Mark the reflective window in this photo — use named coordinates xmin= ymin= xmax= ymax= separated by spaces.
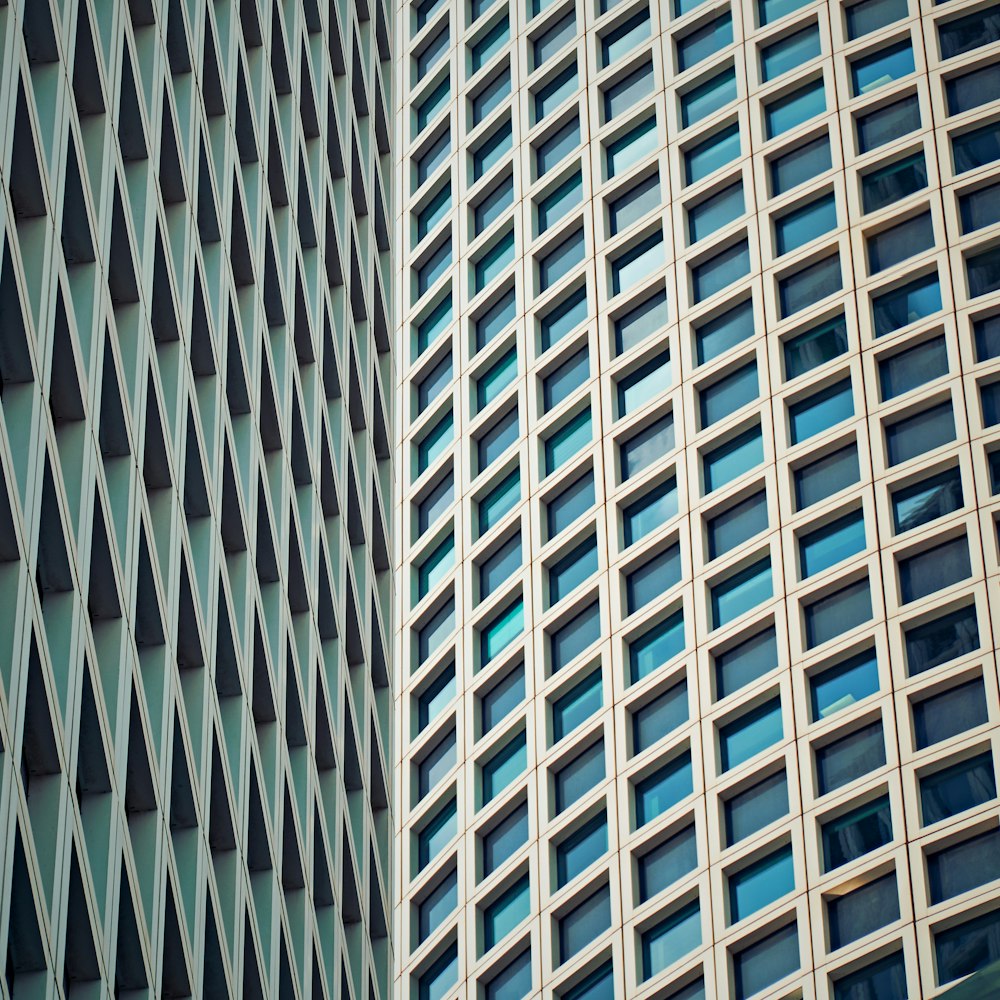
xmin=546 ymin=409 xmax=592 ymax=475
xmin=822 ymin=795 xmax=892 ymax=871
xmin=789 ymin=378 xmax=854 ymax=445
xmin=476 ymin=287 xmax=517 ymax=350
xmin=629 ymin=610 xmax=686 ymax=683
xmin=559 ymin=886 xmax=611 ymax=963
xmin=609 ymin=173 xmax=660 ymax=236
xmin=473 ymin=121 xmax=513 ymax=180
xmin=927 ymin=827 xmax=1000 ymax=905
xmin=816 ymin=720 xmax=886 ymax=795
xmin=608 ymin=115 xmax=658 ymax=177
xmin=770 ymin=134 xmax=832 ymax=196
xmin=481 ymin=667 xmax=526 ymax=733
xmin=968 ymin=244 xmax=1000 ymax=299
xmin=712 ymin=558 xmax=773 ymax=630
xmin=766 ymin=78 xmax=825 ymax=138
xmin=471 ymin=19 xmax=509 ymax=72
xmin=775 ymin=192 xmax=837 ymax=255
xmin=483 ymin=875 xmax=530 ymax=953
xmin=867 ymin=211 xmax=934 ymax=274
xmin=604 ymin=61 xmax=655 ymax=121
xmin=685 ymin=122 xmax=741 ymax=185
xmin=616 ymin=287 xmax=669 ymax=354
xmin=479 ymin=407 xmax=519 ymax=471
xmin=805 ymin=577 xmax=872 ymax=648
xmin=621 ymin=412 xmax=675 ymax=479
xmin=729 ymin=845 xmax=795 ymax=923
xmin=642 ymin=900 xmax=701 ymax=980
xmin=913 ymin=676 xmax=989 ymax=749
xmin=624 ymin=477 xmax=679 ymax=546
xmin=827 ymin=872 xmax=899 ymax=950
xmin=715 ymin=626 xmax=778 ymax=699
xmin=810 ymin=648 xmax=879 ymax=720
xmin=892 ymin=466 xmax=962 ymax=533
xmin=480 ymin=534 xmax=521 ymax=600
xmin=635 ymin=751 xmax=694 ymax=827
xmin=419 ymin=943 xmax=459 ymax=1000
xmin=479 ymin=471 xmax=520 ymax=534
xmin=952 ymin=120 xmax=1000 ymax=174
xmin=725 ymin=770 xmax=788 ymax=846
xmin=879 ymin=335 xmax=947 ymax=400
xmin=556 ymin=813 xmax=608 ymax=886
xmin=419 ymin=534 xmax=455 ymax=600
xmin=541 ymin=284 xmax=588 ymax=350
xmin=898 ymin=535 xmax=971 ymax=604
xmin=537 ymin=116 xmax=581 ymax=175
xmin=794 ymin=442 xmax=860 ymax=510
xmin=779 ymin=254 xmax=842 ymax=317
xmin=719 ymin=696 xmax=782 ymax=771
xmin=938 ymin=4 xmax=1000 ymax=59
xmin=627 ymin=544 xmax=682 ymax=613
xmin=759 ymin=0 xmax=810 ymax=24
xmin=550 ymin=601 xmax=601 ymax=672
xmin=632 ymin=680 xmax=688 ymax=752
xmin=419 ymin=412 xmax=454 ymax=477
xmin=700 ymin=362 xmax=759 ymax=428
xmin=417 ymin=184 xmax=452 ymax=244
xmin=833 ymin=951 xmax=907 ymax=1000
xmin=677 ymin=12 xmax=733 ymax=71
xmin=485 ymin=950 xmax=532 ymax=1000
xmin=960 ymin=180 xmax=1000 ymax=234
xmin=861 ymin=152 xmax=927 ymax=213
xmin=703 ymin=425 xmax=764 ymax=493
xmin=602 ymin=9 xmax=652 ymax=66
xmin=555 ymin=742 xmax=605 ymax=813
xmin=921 ymin=751 xmax=997 ymax=826
xmin=905 ymin=603 xmax=980 ymax=676
xmin=534 ymin=63 xmax=578 ymax=122
xmin=549 ymin=536 xmax=599 ymax=606
xmin=418 ymin=871 xmax=458 ymax=945
xmin=547 ymin=473 xmax=595 ymax=539
xmin=419 ymin=799 xmax=458 ymax=871
xmin=539 ymin=228 xmax=586 ymax=290
xmin=851 ymin=40 xmax=914 ymax=96
xmin=419 ymin=730 xmax=457 ymax=800
xmin=481 ymin=600 xmax=524 ymax=664
xmin=761 ymin=25 xmax=821 ymax=81
xmin=612 ymin=231 xmax=666 ymax=295
xmin=681 ymin=67 xmax=738 ymax=129
xmin=482 ymin=731 xmax=527 ymax=804
xmin=947 ymin=62 xmax=1000 ymax=115
xmin=872 ymin=271 xmax=942 ymax=337
xmin=689 ymin=182 xmax=745 ymax=245
xmin=784 ymin=314 xmax=849 ymax=379
xmin=799 ymin=510 xmax=865 ymax=578
xmin=847 ymin=0 xmax=907 ymax=38
xmin=417 ymin=295 xmax=453 ymax=357
xmin=638 ymin=825 xmax=698 ymax=902
xmin=617 ymin=350 xmax=671 ymax=416
xmin=695 ymin=298 xmax=754 ymax=364
xmin=543 ymin=346 xmax=590 ymax=412
xmin=856 ymin=95 xmax=920 ymax=153
xmin=692 ymin=239 xmax=751 ymax=303
xmin=733 ymin=924 xmax=799 ymax=1000
xmin=418 ymin=667 xmax=456 ymax=732
xmin=483 ymin=802 xmax=529 ymax=876
xmin=533 ymin=11 xmax=575 ymax=66
xmin=885 ymin=400 xmax=955 ymax=466
xmin=934 ymin=907 xmax=1000 ymax=987
xmin=707 ymin=490 xmax=769 ymax=560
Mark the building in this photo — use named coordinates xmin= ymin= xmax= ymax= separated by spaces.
xmin=0 ymin=0 xmax=393 ymax=997
xmin=394 ymin=0 xmax=1000 ymax=993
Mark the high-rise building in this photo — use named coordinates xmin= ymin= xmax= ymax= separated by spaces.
xmin=394 ymin=0 xmax=1000 ymax=994
xmin=0 ymin=0 xmax=393 ymax=997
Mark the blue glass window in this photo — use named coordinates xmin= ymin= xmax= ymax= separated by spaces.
xmin=627 ymin=544 xmax=682 ymax=613
xmin=976 ymin=315 xmax=1000 ymax=362
xmin=534 ymin=64 xmax=578 ymax=122
xmin=550 ymin=601 xmax=601 ymax=672
xmin=546 ymin=409 xmax=592 ymax=475
xmin=561 ymin=963 xmax=614 ymax=1000
xmin=947 ymin=63 xmax=1000 ymax=116
xmin=677 ymin=13 xmax=733 ymax=71
xmin=899 ymin=535 xmax=971 ymax=604
xmin=537 ymin=116 xmax=580 ymax=175
xmin=547 ymin=473 xmax=595 ymax=539
xmin=938 ymin=4 xmax=1000 ymax=59
xmin=540 ymin=229 xmax=586 ymax=291
xmin=759 ymin=0 xmax=810 ymax=24
xmin=418 ymin=27 xmax=450 ymax=81
xmin=480 ymin=534 xmax=521 ymax=600
xmin=733 ymin=925 xmax=799 ymax=1000
xmin=416 ymin=240 xmax=452 ymax=300
xmin=417 ymin=184 xmax=452 ymax=245
xmin=761 ymin=25 xmax=822 ymax=81
xmin=416 ymin=295 xmax=453 ymax=358
xmin=629 ymin=611 xmax=686 ymax=683
xmin=684 ymin=122 xmax=741 ymax=185
xmin=549 ymin=536 xmax=599 ymax=606
xmin=642 ymin=900 xmax=701 ymax=980
xmin=419 ymin=944 xmax=459 ymax=1000
xmin=794 ymin=442 xmax=860 ymax=510
xmin=621 ymin=412 xmax=674 ymax=479
xmin=851 ymin=40 xmax=914 ymax=96
xmin=914 ymin=676 xmax=989 ymax=749
xmin=688 ymin=183 xmax=745 ymax=244
xmin=479 ymin=407 xmax=519 ymax=471
xmin=602 ymin=9 xmax=652 ymax=66
xmin=476 ymin=231 xmax=515 ymax=291
xmin=703 ymin=425 xmax=764 ymax=493
xmin=729 ymin=845 xmax=794 ymax=923
xmin=847 ymin=0 xmax=908 ymax=37
xmin=559 ymin=887 xmax=611 ymax=964
xmin=861 ymin=152 xmax=927 ymax=213
xmin=533 ymin=11 xmax=575 ymax=66
xmin=810 ymin=648 xmax=879 ymax=720
xmin=885 ymin=401 xmax=955 ymax=466
xmin=540 ymin=284 xmax=588 ymax=350
xmin=416 ymin=0 xmax=446 ymax=29
xmin=700 ymin=362 xmax=760 ymax=429
xmin=473 ymin=121 xmax=513 ymax=180
xmin=539 ymin=172 xmax=583 ymax=234
xmin=479 ymin=471 xmax=520 ymax=535
xmin=905 ymin=603 xmax=979 ymax=676
xmin=695 ymin=297 xmax=754 ymax=364
xmin=927 ymin=828 xmax=1000 ymax=905
xmin=968 ymin=244 xmax=1000 ymax=299
xmin=417 ymin=78 xmax=450 ymax=134
xmin=921 ymin=751 xmax=996 ymax=826
xmin=632 ymin=680 xmax=688 ymax=753
xmin=707 ymin=490 xmax=768 ymax=561
xmin=610 ymin=173 xmax=662 ymax=236
xmin=553 ymin=671 xmax=602 ymax=744
xmin=554 ymin=742 xmax=605 ymax=813
xmin=418 ymin=666 xmax=456 ymax=732
xmin=638 ymin=825 xmax=698 ymax=902
xmin=617 ymin=349 xmax=671 ymax=416
xmin=789 ymin=378 xmax=853 ymax=444
xmin=556 ymin=814 xmax=608 ymax=886
xmin=935 ymin=908 xmax=1000 ymax=987
xmin=544 ymin=347 xmax=589 ymax=413
xmin=418 ymin=799 xmax=457 ymax=871
xmin=612 ymin=231 xmax=666 ymax=295
xmin=623 ymin=476 xmax=678 ymax=546
xmin=816 ymin=720 xmax=886 ymax=795
xmin=418 ymin=475 xmax=455 ymax=537
xmin=805 ymin=578 xmax=872 ymax=648
xmin=635 ymin=751 xmax=694 ymax=827
xmin=692 ymin=240 xmax=751 ymax=303
xmin=828 ymin=872 xmax=899 ymax=950
xmin=892 ymin=466 xmax=962 ymax=534
xmin=856 ymin=94 xmax=920 ymax=153
xmin=720 ymin=696 xmax=782 ymax=770
xmin=418 ymin=871 xmax=458 ymax=945
xmin=960 ymin=180 xmax=1000 ymax=234
xmin=483 ymin=875 xmax=530 ymax=953
xmin=485 ymin=950 xmax=532 ymax=1000
xmin=471 ymin=19 xmax=509 ymax=71
xmin=800 ymin=510 xmax=865 ymax=578
xmin=418 ymin=535 xmax=455 ymax=600
xmin=607 ymin=115 xmax=658 ymax=178
xmin=418 ymin=412 xmax=454 ymax=478
xmin=715 ymin=626 xmax=778 ymax=698
xmin=482 ymin=731 xmax=527 ymax=804
xmin=766 ymin=79 xmax=825 ymax=139
xmin=952 ymin=120 xmax=1000 ymax=174
xmin=775 ymin=192 xmax=837 ymax=255
xmin=872 ymin=271 xmax=942 ymax=337
xmin=483 ymin=802 xmax=529 ymax=876
xmin=477 ymin=348 xmax=518 ymax=412
xmin=419 ymin=731 xmax=457 ymax=800
xmin=867 ymin=211 xmax=934 ymax=274
xmin=476 ymin=287 xmax=517 ymax=350
xmin=822 ymin=795 xmax=892 ymax=872
xmin=481 ymin=667 xmax=526 ymax=733
xmin=681 ymin=68 xmax=737 ymax=129
xmin=770 ymin=135 xmax=832 ymax=196
xmin=879 ymin=335 xmax=947 ymax=400
xmin=784 ymin=314 xmax=849 ymax=379
xmin=712 ymin=558 xmax=773 ymax=629
xmin=604 ymin=61 xmax=655 ymax=122
xmin=725 ymin=770 xmax=788 ymax=846
xmin=481 ymin=599 xmax=524 ymax=664
xmin=779 ymin=255 xmax=842 ymax=317
xmin=418 ymin=352 xmax=454 ymax=414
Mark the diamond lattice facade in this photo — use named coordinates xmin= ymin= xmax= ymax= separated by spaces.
xmin=393 ymin=0 xmax=1000 ymax=995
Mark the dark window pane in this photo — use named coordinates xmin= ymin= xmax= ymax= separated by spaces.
xmin=805 ymin=578 xmax=872 ymax=648
xmin=968 ymin=244 xmax=1000 ymax=298
xmin=724 ymin=770 xmax=789 ymax=846
xmin=483 ymin=803 xmax=529 ymax=876
xmin=779 ymin=255 xmax=842 ymax=317
xmin=885 ymin=401 xmax=955 ymax=466
xmin=695 ymin=297 xmax=754 ymax=365
xmin=816 ymin=721 xmax=886 ymax=795
xmin=953 ymin=120 xmax=1000 ymax=174
xmin=547 ymin=474 xmax=595 ymax=539
xmin=914 ymin=677 xmax=989 ymax=749
xmin=856 ymin=95 xmax=920 ymax=152
xmin=898 ymin=535 xmax=971 ymax=604
xmin=927 ymin=828 xmax=1000 ymax=904
xmin=707 ymin=490 xmax=769 ymax=561
xmin=770 ymin=135 xmax=833 ymax=196
xmin=872 ymin=271 xmax=942 ymax=337
xmin=784 ymin=314 xmax=849 ymax=380
xmin=638 ymin=826 xmax=698 ymax=902
xmin=627 ymin=544 xmax=682 ymax=614
xmin=962 ymin=181 xmax=1000 ymax=234
xmin=559 ymin=887 xmax=611 ymax=963
xmin=828 ymin=872 xmax=899 ymax=950
xmin=555 ymin=742 xmax=605 ymax=814
xmin=847 ymin=0 xmax=908 ymax=37
xmin=733 ymin=924 xmax=799 ymax=1000
xmin=715 ymin=626 xmax=778 ymax=699
xmin=935 ymin=907 xmax=1000 ymax=986
xmin=822 ymin=795 xmax=893 ymax=871
xmin=905 ymin=604 xmax=980 ymax=675
xmin=862 ymin=152 xmax=927 ymax=213
xmin=938 ymin=4 xmax=1000 ymax=59
xmin=867 ymin=211 xmax=934 ymax=273
xmin=550 ymin=601 xmax=601 ymax=671
xmin=833 ymin=951 xmax=907 ymax=1000
xmin=879 ymin=335 xmax=948 ymax=400
xmin=947 ymin=62 xmax=1000 ymax=115
xmin=920 ymin=751 xmax=997 ymax=826
xmin=794 ymin=443 xmax=860 ymax=510
xmin=892 ymin=466 xmax=963 ymax=533
xmin=632 ymin=681 xmax=689 ymax=753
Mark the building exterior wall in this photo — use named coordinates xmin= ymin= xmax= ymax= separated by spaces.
xmin=393 ymin=0 xmax=1000 ymax=993
xmin=0 ymin=0 xmax=393 ymax=996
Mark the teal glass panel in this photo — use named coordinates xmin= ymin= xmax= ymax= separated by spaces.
xmin=557 ymin=814 xmax=608 ymax=886
xmin=483 ymin=875 xmax=530 ymax=952
xmin=418 ymin=535 xmax=455 ymax=599
xmin=695 ymin=297 xmax=754 ymax=364
xmin=643 ymin=901 xmax=701 ymax=980
xmin=417 ymin=78 xmax=450 ymax=133
xmin=417 ymin=352 xmax=453 ymax=413
xmin=681 ymin=68 xmax=738 ymax=129
xmin=636 ymin=752 xmax=694 ymax=827
xmin=861 ymin=152 xmax=927 ymax=213
xmin=481 ymin=668 xmax=525 ymax=733
xmin=540 ymin=228 xmax=586 ymax=290
xmin=477 ymin=347 xmax=518 ymax=412
xmin=417 ymin=26 xmax=450 ymax=80
xmin=715 ymin=626 xmax=777 ymax=698
xmin=471 ymin=18 xmax=509 ymax=71
xmin=675 ymin=0 xmax=710 ymax=14
xmin=479 ymin=471 xmax=520 ymax=534
xmin=554 ymin=743 xmax=605 ymax=813
xmin=921 ymin=751 xmax=996 ymax=826
xmin=799 ymin=510 xmax=865 ymax=578
xmin=482 ymin=731 xmax=527 ymax=803
xmin=851 ymin=41 xmax=914 ymax=96
xmin=857 ymin=95 xmax=921 ymax=153
xmin=546 ymin=409 xmax=592 ymax=475
xmin=562 ymin=963 xmax=614 ymax=1000
xmin=868 ymin=211 xmax=934 ymax=274
xmin=418 ymin=411 xmax=454 ymax=476
xmin=417 ymin=184 xmax=452 ymax=245
xmin=879 ymin=335 xmax=947 ymax=400
xmin=700 ymin=362 xmax=758 ymax=428
xmin=476 ymin=231 xmax=515 ymax=291
xmin=692 ymin=240 xmax=751 ymax=303
xmin=419 ymin=944 xmax=459 ymax=1000
xmin=678 ymin=13 xmax=733 ymax=71
xmin=416 ymin=131 xmax=450 ymax=190
xmin=608 ymin=173 xmax=661 ymax=236
xmin=810 ymin=648 xmax=879 ymax=720
xmin=616 ymin=288 xmax=669 ymax=354
xmin=885 ymin=401 xmax=955 ymax=466
xmin=707 ymin=490 xmax=768 ymax=560
xmin=905 ymin=604 xmax=979 ymax=676
xmin=418 ymin=667 xmax=456 ymax=731
xmin=632 ymin=681 xmax=688 ymax=753
xmin=684 ymin=122 xmax=741 ymax=185
xmin=847 ymin=0 xmax=907 ymax=37
xmin=549 ymin=535 xmax=599 ymax=605
xmin=761 ymin=25 xmax=821 ymax=81
xmin=759 ymin=0 xmax=809 ymax=24
xmin=418 ymin=799 xmax=458 ymax=870
xmin=604 ymin=61 xmax=655 ymax=121
xmin=476 ymin=286 xmax=517 ymax=349
xmin=822 ymin=795 xmax=892 ymax=872
xmin=872 ymin=272 xmax=941 ymax=337
xmin=483 ymin=802 xmax=529 ymax=876
xmin=612 ymin=231 xmax=665 ymax=295
xmin=779 ymin=254 xmax=842 ymax=317
xmin=621 ymin=412 xmax=674 ymax=479
xmin=729 ymin=846 xmax=794 ymax=922
xmin=623 ymin=477 xmax=678 ymax=546
xmin=766 ymin=79 xmax=825 ymax=138
xmin=891 ymin=465 xmax=962 ymax=533
xmin=535 ymin=64 xmax=578 ymax=121
xmin=795 ymin=445 xmax=860 ymax=508
xmin=551 ymin=602 xmax=601 ymax=671
xmin=540 ymin=284 xmax=588 ymax=350
xmin=474 ymin=122 xmax=513 ymax=179
xmin=553 ymin=671 xmax=603 ymax=742
xmin=418 ymin=476 xmax=455 ymax=536
xmin=733 ymin=924 xmax=799 ymax=1000
xmin=537 ymin=116 xmax=580 ymax=175
xmin=480 ymin=535 xmax=522 ymax=600
xmin=602 ymin=10 xmax=652 ymax=66
xmin=533 ymin=11 xmax=575 ymax=65
xmin=725 ymin=770 xmax=788 ymax=846
xmin=547 ymin=474 xmax=595 ymax=538
xmin=559 ymin=887 xmax=611 ymax=962
xmin=617 ymin=350 xmax=671 ymax=416
xmin=627 ymin=543 xmax=682 ymax=614
xmin=688 ymin=182 xmax=745 ymax=244
xmin=485 ymin=950 xmax=532 ymax=1000
xmin=417 ymin=241 xmax=452 ymax=300
xmin=805 ymin=578 xmax=872 ymax=648
xmin=538 ymin=171 xmax=583 ymax=234
xmin=544 ymin=347 xmax=589 ymax=412
xmin=770 ymin=134 xmax=832 ymax=197
xmin=775 ymin=192 xmax=837 ymax=255
xmin=720 ymin=697 xmax=783 ymax=770
xmin=703 ymin=425 xmax=763 ymax=493
xmin=478 ymin=408 xmax=519 ymax=469
xmin=481 ymin=600 xmax=524 ymax=664
xmin=783 ymin=314 xmax=848 ymax=379
xmin=638 ymin=826 xmax=698 ymax=902
xmin=629 ymin=611 xmax=685 ymax=683
xmin=418 ymin=872 xmax=458 ymax=945
xmin=417 ymin=0 xmax=446 ymax=28
xmin=607 ymin=115 xmax=658 ymax=177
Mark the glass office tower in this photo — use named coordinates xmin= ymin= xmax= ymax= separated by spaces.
xmin=395 ymin=0 xmax=1000 ymax=994
xmin=0 ymin=0 xmax=392 ymax=996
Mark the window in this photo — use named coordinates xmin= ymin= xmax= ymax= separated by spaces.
xmin=927 ymin=827 xmax=1000 ymax=904
xmin=712 ymin=558 xmax=773 ymax=630
xmin=635 ymin=751 xmax=694 ymax=827
xmin=643 ymin=900 xmax=701 ymax=980
xmin=688 ymin=183 xmax=745 ymax=245
xmin=539 ymin=171 xmax=583 ymax=234
xmin=729 ymin=845 xmax=795 ymax=923
xmin=879 ymin=335 xmax=947 ymax=402
xmin=547 ymin=473 xmax=595 ymax=539
xmin=968 ymin=244 xmax=1000 ymax=298
xmin=861 ymin=152 xmax=927 ymax=214
xmin=555 ymin=742 xmax=605 ymax=813
xmin=692 ymin=239 xmax=751 ymax=303
xmin=872 ymin=271 xmax=942 ymax=338
xmin=629 ymin=611 xmax=686 ymax=683
xmin=695 ymin=298 xmax=754 ymax=364
xmin=759 ymin=0 xmax=810 ymax=24
xmin=616 ymin=288 xmax=669 ymax=354
xmin=540 ymin=284 xmax=588 ymax=350
xmin=483 ymin=875 xmax=530 ymax=953
xmin=617 ymin=349 xmax=671 ymax=416
xmin=607 ymin=115 xmax=658 ymax=177
xmin=546 ymin=409 xmax=592 ymax=475
xmin=478 ymin=408 xmax=519 ymax=472
xmin=416 ymin=0 xmax=446 ymax=29
xmin=914 ymin=677 xmax=989 ymax=750
xmin=418 ymin=353 xmax=454 ymax=415
xmin=921 ymin=751 xmax=997 ymax=826
xmin=477 ymin=348 xmax=517 ymax=413
xmin=770 ymin=134 xmax=833 ymax=196
xmin=790 ymin=378 xmax=854 ymax=445
xmin=419 ymin=798 xmax=458 ymax=871
xmin=418 ymin=871 xmax=458 ymax=945
xmin=795 ymin=442 xmax=860 ymax=510
xmin=684 ymin=122 xmax=741 ymax=185
xmin=885 ymin=400 xmax=956 ymax=467
xmin=934 ymin=907 xmax=1000 ymax=986
xmin=418 ymin=598 xmax=456 ymax=668
xmin=602 ymin=9 xmax=652 ymax=66
xmin=480 ymin=535 xmax=522 ymax=600
xmin=418 ymin=535 xmax=455 ymax=600
xmin=632 ymin=680 xmax=688 ymax=753
xmin=857 ymin=98 xmax=920 ymax=158
xmin=418 ymin=475 xmax=455 ymax=538
xmin=833 ymin=950 xmax=907 ymax=1000
xmin=784 ymin=315 xmax=849 ymax=380
xmin=703 ymin=425 xmax=764 ymax=493
xmin=822 ymin=794 xmax=892 ymax=871
xmin=707 ymin=490 xmax=768 ymax=561
xmin=715 ymin=626 xmax=778 ymax=699
xmin=476 ymin=287 xmax=517 ymax=350
xmin=898 ymin=535 xmax=971 ymax=603
xmin=476 ymin=232 xmax=515 ymax=292
xmin=559 ymin=886 xmax=611 ymax=964
xmin=828 ymin=872 xmax=900 ymax=950
xmin=725 ymin=770 xmax=789 ymax=846
xmin=560 ymin=962 xmax=615 ymax=1000
xmin=417 ymin=78 xmax=451 ymax=134
xmin=612 ymin=231 xmax=665 ymax=294
xmin=977 ymin=314 xmax=1000 ymax=362
xmin=805 ymin=577 xmax=872 ymax=648
xmin=775 ymin=192 xmax=837 ymax=255
xmin=472 ymin=0 xmax=501 ymax=18
xmin=534 ymin=63 xmax=578 ymax=122
xmin=539 ymin=229 xmax=586 ymax=291
xmin=680 ymin=67 xmax=737 ymax=129
xmin=677 ymin=13 xmax=733 ymax=71
xmin=638 ymin=825 xmax=698 ymax=902
xmin=537 ymin=116 xmax=581 ymax=176
xmin=847 ymin=0 xmax=907 ymax=38
xmin=417 ymin=184 xmax=452 ymax=245
xmin=479 ymin=471 xmax=520 ymax=535
xmin=800 ymin=510 xmax=865 ymax=578
xmin=961 ymin=180 xmax=1000 ymax=235
xmin=417 ymin=27 xmax=450 ymax=81
xmin=905 ymin=603 xmax=980 ymax=676
xmin=550 ymin=601 xmax=601 ymax=672
xmin=816 ymin=720 xmax=886 ymax=795
xmin=779 ymin=255 xmax=842 ymax=317
xmin=419 ymin=730 xmax=457 ymax=801
xmin=952 ymin=120 xmax=1000 ymax=174
xmin=417 ymin=296 xmax=453 ymax=357
xmin=474 ymin=121 xmax=513 ymax=180
xmin=892 ymin=466 xmax=962 ymax=533
xmin=867 ymin=211 xmax=934 ymax=275
xmin=471 ymin=19 xmax=509 ymax=72
xmin=605 ymin=61 xmax=655 ymax=122
xmin=533 ymin=11 xmax=575 ymax=66
xmin=418 ymin=943 xmax=459 ymax=1000
xmin=416 ymin=241 xmax=452 ymax=300
xmin=761 ymin=25 xmax=821 ymax=81
xmin=419 ymin=667 xmax=456 ymax=732
xmin=543 ymin=347 xmax=589 ymax=413
xmin=733 ymin=924 xmax=799 ymax=1000
xmin=485 ymin=950 xmax=532 ymax=1000
xmin=852 ymin=41 xmax=915 ymax=98
xmin=481 ymin=667 xmax=526 ymax=733
xmin=766 ymin=79 xmax=825 ymax=139
xmin=947 ymin=62 xmax=1000 ymax=116
xmin=481 ymin=599 xmax=524 ymax=664
xmin=549 ymin=536 xmax=599 ymax=606
xmin=621 ymin=412 xmax=674 ymax=479
xmin=720 ymin=696 xmax=782 ymax=771
xmin=938 ymin=4 xmax=1000 ymax=60
xmin=482 ymin=732 xmax=527 ymax=804
xmin=810 ymin=649 xmax=879 ymax=720
xmin=473 ymin=169 xmax=513 ymax=233
xmin=556 ymin=813 xmax=608 ymax=886
xmin=627 ymin=544 xmax=682 ymax=614
xmin=483 ymin=802 xmax=529 ymax=877
xmin=624 ymin=476 xmax=679 ymax=546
